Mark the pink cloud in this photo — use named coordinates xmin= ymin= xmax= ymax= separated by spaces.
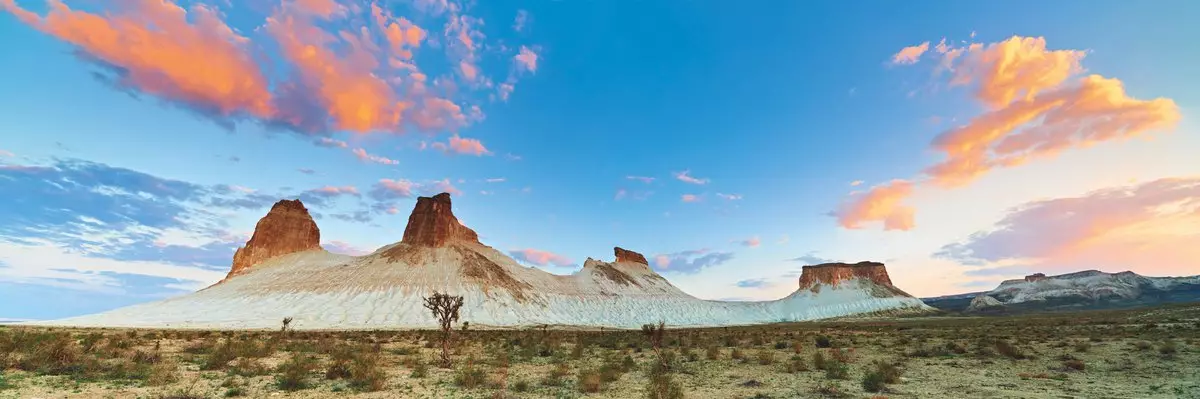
xmin=312 ymin=185 xmax=359 ymax=195
xmin=938 ymin=177 xmax=1200 ymax=277
xmin=673 ymin=170 xmax=710 ymax=185
xmin=447 ymin=135 xmax=490 ymax=156
xmin=515 ymin=46 xmax=538 ymax=73
xmin=739 ymin=236 xmax=761 ymax=248
xmin=429 ymin=178 xmax=462 ymax=196
xmin=626 ymin=175 xmax=655 ymax=183
xmin=0 ymin=149 xmax=13 ymax=157
xmin=508 ymin=248 xmax=574 ymax=267
xmin=374 ymin=179 xmax=416 ymax=198
xmin=681 ymin=194 xmax=701 ymax=203
xmin=352 ymin=148 xmax=399 ymax=165
xmin=891 ymin=41 xmax=930 ymax=65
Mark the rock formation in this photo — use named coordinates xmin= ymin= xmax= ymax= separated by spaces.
xmin=797 ymin=261 xmax=894 ymax=289
xmin=614 ymin=247 xmax=649 ymax=265
xmin=401 ymin=193 xmax=480 ymax=247
xmin=224 ymin=199 xmax=321 ymax=280
xmin=1024 ymin=273 xmax=1048 ymax=283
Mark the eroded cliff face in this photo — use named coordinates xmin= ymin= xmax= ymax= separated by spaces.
xmin=401 ymin=193 xmax=480 ymax=247
xmin=225 ymin=199 xmax=321 ymax=280
xmin=614 ymin=247 xmax=649 ymax=266
xmin=797 ymin=261 xmax=894 ymax=290
xmin=1024 ymin=273 xmax=1048 ymax=283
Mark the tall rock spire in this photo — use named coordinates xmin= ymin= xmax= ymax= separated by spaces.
xmin=401 ymin=193 xmax=480 ymax=247
xmin=224 ymin=199 xmax=321 ymax=280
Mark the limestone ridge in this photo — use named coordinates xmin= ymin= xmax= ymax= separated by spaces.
xmin=401 ymin=193 xmax=480 ymax=247
xmin=225 ymin=199 xmax=321 ymax=280
xmin=797 ymin=261 xmax=894 ymax=289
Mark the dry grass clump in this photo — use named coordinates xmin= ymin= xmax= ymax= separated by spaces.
xmin=274 ymin=352 xmax=318 ymax=391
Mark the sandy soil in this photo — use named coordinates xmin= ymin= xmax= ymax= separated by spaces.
xmin=2 ymin=304 xmax=1198 ymax=399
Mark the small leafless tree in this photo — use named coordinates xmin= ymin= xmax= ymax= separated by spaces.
xmin=281 ymin=317 xmax=294 ymax=333
xmin=642 ymin=321 xmax=667 ymax=369
xmin=423 ymin=291 xmax=465 ymax=368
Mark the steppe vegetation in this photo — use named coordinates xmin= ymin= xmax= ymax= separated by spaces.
xmin=1 ymin=304 xmax=1198 ymax=398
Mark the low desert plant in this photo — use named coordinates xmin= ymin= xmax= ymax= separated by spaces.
xmin=577 ymin=368 xmax=603 ymax=393
xmin=274 ymin=352 xmax=318 ymax=391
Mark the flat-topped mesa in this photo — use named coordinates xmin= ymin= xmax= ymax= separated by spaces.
xmin=225 ymin=199 xmax=321 ymax=280
xmin=401 ymin=193 xmax=480 ymax=247
xmin=613 ymin=247 xmax=649 ymax=266
xmin=1024 ymin=273 xmax=1048 ymax=283
xmin=797 ymin=261 xmax=893 ymax=289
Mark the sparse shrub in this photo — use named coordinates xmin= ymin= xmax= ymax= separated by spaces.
xmin=577 ymin=368 xmax=603 ymax=393
xmin=815 ymin=335 xmax=833 ymax=348
xmin=147 ymin=361 xmax=179 ymax=386
xmin=994 ymin=340 xmax=1026 ymax=360
xmin=1062 ymin=358 xmax=1085 ymax=371
xmin=1159 ymin=340 xmax=1178 ymax=356
xmin=812 ymin=381 xmax=847 ymax=398
xmin=230 ymin=358 xmax=270 ymax=377
xmin=731 ymin=348 xmax=745 ymax=361
xmin=1073 ymin=341 xmax=1091 ymax=353
xmin=784 ymin=354 xmax=808 ymax=373
xmin=645 ymin=363 xmax=684 ymax=399
xmin=409 ymin=361 xmax=429 ymax=378
xmin=348 ymin=352 xmax=387 ymax=391
xmin=1134 ymin=341 xmax=1153 ymax=351
xmin=706 ymin=346 xmax=720 ymax=360
xmin=873 ymin=360 xmax=903 ymax=384
xmin=274 ymin=352 xmax=318 ymax=391
xmin=511 ymin=379 xmax=530 ymax=392
xmin=541 ymin=361 xmax=570 ymax=387
xmin=642 ymin=321 xmax=668 ymax=369
xmin=861 ymin=370 xmax=886 ymax=393
xmin=201 ymin=340 xmax=236 ymax=370
xmin=453 ymin=357 xmax=487 ymax=389
xmin=756 ymin=349 xmax=775 ymax=365
xmin=774 ymin=341 xmax=789 ymax=350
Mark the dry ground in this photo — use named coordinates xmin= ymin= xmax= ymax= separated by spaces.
xmin=2 ymin=304 xmax=1199 ymax=399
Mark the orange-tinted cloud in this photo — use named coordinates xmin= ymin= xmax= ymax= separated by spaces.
xmin=836 ymin=35 xmax=1180 ymax=230
xmin=946 ymin=36 xmax=1085 ymax=109
xmin=938 ymin=177 xmax=1200 ymax=276
xmin=352 ymin=148 xmax=399 ymax=165
xmin=833 ymin=179 xmax=915 ymax=231
xmin=926 ymin=73 xmax=1181 ymax=188
xmin=739 ymin=236 xmax=761 ymax=248
xmin=447 ymin=135 xmax=489 ymax=155
xmin=890 ymin=41 xmax=929 ymax=65
xmin=681 ymin=194 xmax=700 ymax=203
xmin=3 ymin=0 xmax=522 ymax=139
xmin=2 ymin=0 xmax=273 ymax=121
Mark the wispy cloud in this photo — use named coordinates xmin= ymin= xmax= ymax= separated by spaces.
xmin=737 ymin=236 xmax=761 ymax=248
xmin=626 ymin=176 xmax=655 ymax=184
xmin=681 ymin=194 xmax=701 ymax=203
xmin=508 ymin=248 xmax=575 ymax=267
xmin=936 ymin=177 xmax=1200 ymax=276
xmin=672 ymin=170 xmax=710 ymax=185
xmin=352 ymin=148 xmax=399 ymax=165
xmin=651 ymin=249 xmax=734 ymax=274
xmin=716 ymin=193 xmax=742 ymax=201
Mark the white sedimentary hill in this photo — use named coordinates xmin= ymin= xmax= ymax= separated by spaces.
xmin=963 ymin=270 xmax=1200 ymax=313
xmin=34 ymin=193 xmax=932 ymax=330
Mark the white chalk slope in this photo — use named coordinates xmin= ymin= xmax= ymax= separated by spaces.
xmin=35 ymin=242 xmax=931 ymax=330
xmin=967 ymin=270 xmax=1200 ymax=312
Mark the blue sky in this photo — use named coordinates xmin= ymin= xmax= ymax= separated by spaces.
xmin=2 ymin=0 xmax=1198 ymax=320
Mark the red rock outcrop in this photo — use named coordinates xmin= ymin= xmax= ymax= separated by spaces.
xmin=614 ymin=247 xmax=649 ymax=265
xmin=401 ymin=193 xmax=480 ymax=247
xmin=797 ymin=261 xmax=894 ymax=289
xmin=1024 ymin=273 xmax=1048 ymax=283
xmin=224 ymin=199 xmax=321 ymax=280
